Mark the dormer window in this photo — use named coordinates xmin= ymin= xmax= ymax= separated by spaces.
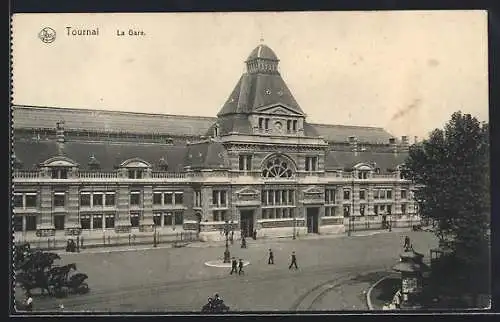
xmin=51 ymin=168 xmax=68 ymax=179
xmin=128 ymin=169 xmax=143 ymax=179
xmin=357 ymin=171 xmax=368 ymax=179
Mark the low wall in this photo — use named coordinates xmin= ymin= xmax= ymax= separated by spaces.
xmin=258 ymin=226 xmax=308 ymax=239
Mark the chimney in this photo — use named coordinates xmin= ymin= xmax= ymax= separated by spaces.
xmin=56 ymin=121 xmax=65 ymax=143
xmin=401 ymin=135 xmax=409 ymax=152
xmin=56 ymin=121 xmax=65 ymax=156
xmin=348 ymin=136 xmax=358 ymax=156
xmin=389 ymin=137 xmax=397 ymax=155
xmin=414 ymin=136 xmax=418 ymax=144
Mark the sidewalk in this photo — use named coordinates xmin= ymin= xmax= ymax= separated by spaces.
xmin=53 ymin=227 xmax=412 ymax=255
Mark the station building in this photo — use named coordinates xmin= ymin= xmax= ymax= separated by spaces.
xmin=12 ymin=43 xmax=420 ymax=243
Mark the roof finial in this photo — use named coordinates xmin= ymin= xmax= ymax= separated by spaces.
xmin=260 ymin=32 xmax=264 ymax=43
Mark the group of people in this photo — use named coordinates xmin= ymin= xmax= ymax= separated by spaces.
xmin=229 ymin=249 xmax=299 ymax=276
xmin=201 ymin=293 xmax=230 ymax=313
xmin=266 ymin=249 xmax=299 ymax=270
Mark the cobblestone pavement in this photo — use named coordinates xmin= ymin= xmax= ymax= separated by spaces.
xmin=21 ymin=231 xmax=437 ymax=313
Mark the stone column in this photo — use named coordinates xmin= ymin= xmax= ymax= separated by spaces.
xmin=38 ymin=185 xmax=54 ymax=231
xmin=115 ymin=185 xmax=131 ymax=233
xmin=140 ymin=185 xmax=154 ymax=232
xmin=65 ymin=185 xmax=81 ymax=235
xmin=367 ymin=184 xmax=375 ymax=216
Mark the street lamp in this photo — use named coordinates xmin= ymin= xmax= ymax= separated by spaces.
xmin=223 ymin=220 xmax=231 ymax=263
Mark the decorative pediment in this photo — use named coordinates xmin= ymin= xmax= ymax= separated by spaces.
xmin=353 ymin=163 xmax=374 ymax=171
xmin=255 ymin=104 xmax=304 ymax=117
xmin=41 ymin=156 xmax=78 ymax=167
xmin=236 ymin=187 xmax=260 ymax=196
xmin=120 ymin=158 xmax=151 ymax=168
xmin=303 ymin=186 xmax=323 ymax=195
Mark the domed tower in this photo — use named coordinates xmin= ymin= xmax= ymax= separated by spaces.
xmin=245 ymin=44 xmax=280 ymax=74
xmin=213 ymin=43 xmax=316 ymax=139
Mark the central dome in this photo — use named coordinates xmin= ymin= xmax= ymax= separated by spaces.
xmin=246 ymin=44 xmax=279 ymax=61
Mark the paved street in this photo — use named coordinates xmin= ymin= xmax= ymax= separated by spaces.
xmin=25 ymin=231 xmax=438 ymax=312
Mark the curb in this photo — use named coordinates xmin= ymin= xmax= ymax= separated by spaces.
xmin=366 ymin=276 xmax=390 ymax=310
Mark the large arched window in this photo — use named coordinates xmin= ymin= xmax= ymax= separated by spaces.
xmin=261 ymin=155 xmax=294 ymax=178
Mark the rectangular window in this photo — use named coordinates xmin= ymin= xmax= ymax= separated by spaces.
xmin=258 ymin=118 xmax=264 ymax=130
xmin=374 ymin=205 xmax=379 ymax=215
xmin=343 ymin=205 xmax=351 ymax=217
xmin=60 ymin=169 xmax=68 ymax=179
xmin=80 ymin=215 xmax=91 ymax=230
xmin=13 ymin=216 xmax=23 ymax=232
xmin=164 ymin=193 xmax=173 ymax=205
xmin=130 ymin=213 xmax=140 ymax=227
xmin=282 ymin=191 xmax=287 ymax=205
xmin=26 ymin=215 xmax=37 ymax=231
xmin=265 ymin=118 xmax=270 ymax=130
xmin=93 ymin=215 xmax=103 ymax=229
xmin=261 ymin=191 xmax=267 ymax=206
xmin=164 ymin=213 xmax=172 ymax=226
xmin=105 ymin=193 xmax=115 ymax=206
xmin=128 ymin=170 xmax=135 ymax=179
xmin=25 ymin=194 xmax=37 ymax=208
xmin=374 ymin=189 xmax=379 ymax=199
xmin=293 ymin=120 xmax=297 ymax=131
xmin=387 ymin=190 xmax=392 ymax=199
xmin=174 ymin=192 xmax=183 ymax=205
xmin=401 ymin=204 xmax=407 ymax=215
xmin=359 ymin=190 xmax=366 ymax=200
xmin=54 ymin=192 xmax=65 ymax=207
xmin=194 ymin=190 xmax=202 ymax=207
xmin=305 ymin=156 xmax=317 ymax=171
xmin=360 ymin=205 xmax=366 ymax=216
xmin=14 ymin=194 xmax=23 ymax=208
xmin=343 ymin=189 xmax=350 ymax=200
xmin=239 ymin=155 xmax=245 ymax=171
xmin=287 ymin=120 xmax=292 ymax=131
xmin=93 ymin=193 xmax=103 ymax=206
xmin=51 ymin=169 xmax=59 ymax=179
xmin=220 ymin=191 xmax=226 ymax=206
xmin=130 ymin=191 xmax=141 ymax=206
xmin=387 ymin=205 xmax=392 ymax=214
xmin=105 ymin=214 xmax=115 ymax=228
xmin=174 ymin=211 xmax=184 ymax=225
xmin=401 ymin=189 xmax=407 ymax=199
xmin=289 ymin=190 xmax=294 ymax=205
xmin=153 ymin=213 xmax=161 ymax=226
xmin=80 ymin=193 xmax=91 ymax=207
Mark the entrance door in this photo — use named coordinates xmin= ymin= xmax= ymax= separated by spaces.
xmin=54 ymin=215 xmax=65 ymax=231
xmin=306 ymin=208 xmax=319 ymax=234
xmin=240 ymin=210 xmax=254 ymax=238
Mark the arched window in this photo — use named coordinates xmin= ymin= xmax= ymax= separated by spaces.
xmin=261 ymin=155 xmax=294 ymax=178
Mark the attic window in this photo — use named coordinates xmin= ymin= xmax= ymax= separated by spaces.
xmin=51 ymin=168 xmax=68 ymax=179
xmin=128 ymin=169 xmax=143 ymax=179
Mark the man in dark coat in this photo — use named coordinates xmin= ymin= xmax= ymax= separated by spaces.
xmin=289 ymin=251 xmax=298 ymax=270
xmin=268 ymin=249 xmax=274 ymax=265
xmin=238 ymin=258 xmax=244 ymax=275
xmin=230 ymin=257 xmax=238 ymax=275
xmin=403 ymin=236 xmax=411 ymax=250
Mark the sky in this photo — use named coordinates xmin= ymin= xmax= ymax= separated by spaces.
xmin=12 ymin=11 xmax=488 ymax=139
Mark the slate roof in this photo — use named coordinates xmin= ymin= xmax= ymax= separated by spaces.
xmin=13 ymin=140 xmax=188 ymax=171
xmin=13 ymin=105 xmax=215 ymax=137
xmin=312 ymin=123 xmax=394 ymax=145
xmin=246 ymin=44 xmax=279 ymax=61
xmin=217 ymin=72 xmax=305 ymax=116
xmin=325 ymin=150 xmax=409 ymax=173
xmin=183 ymin=141 xmax=229 ymax=169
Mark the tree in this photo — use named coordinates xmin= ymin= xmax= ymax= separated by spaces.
xmin=402 ymin=112 xmax=490 ymax=304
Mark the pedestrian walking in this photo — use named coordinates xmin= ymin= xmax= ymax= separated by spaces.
xmin=268 ymin=249 xmax=274 ymax=265
xmin=288 ymin=251 xmax=298 ymax=270
xmin=241 ymin=237 xmax=247 ymax=248
xmin=403 ymin=236 xmax=411 ymax=250
xmin=230 ymin=257 xmax=238 ymax=275
xmin=238 ymin=258 xmax=244 ymax=275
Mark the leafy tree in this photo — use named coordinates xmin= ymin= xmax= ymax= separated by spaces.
xmin=402 ymin=112 xmax=490 ymax=304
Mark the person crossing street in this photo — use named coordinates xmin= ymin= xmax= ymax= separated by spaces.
xmin=230 ymin=257 xmax=238 ymax=275
xmin=288 ymin=251 xmax=298 ymax=270
xmin=268 ymin=249 xmax=274 ymax=265
xmin=238 ymin=258 xmax=244 ymax=275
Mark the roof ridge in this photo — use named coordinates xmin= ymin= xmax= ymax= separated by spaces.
xmin=13 ymin=105 xmax=218 ymax=121
xmin=309 ymin=122 xmax=387 ymax=131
